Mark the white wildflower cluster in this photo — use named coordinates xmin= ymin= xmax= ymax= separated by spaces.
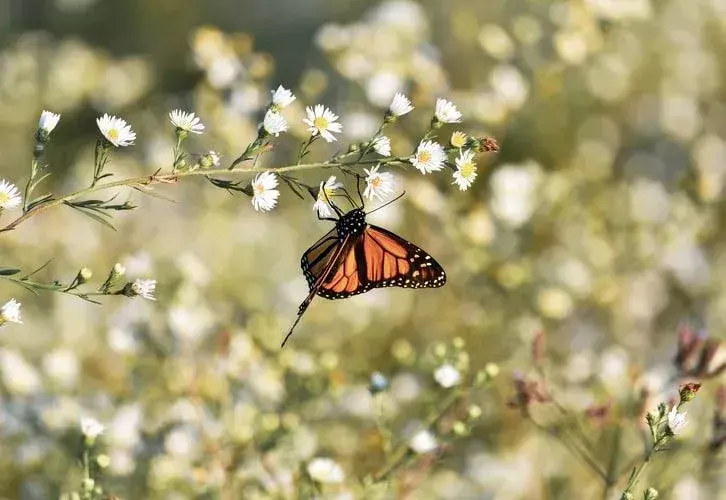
xmin=263 ymin=85 xmax=296 ymax=137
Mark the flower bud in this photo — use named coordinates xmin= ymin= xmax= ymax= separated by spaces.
xmin=433 ymin=342 xmax=447 ymax=358
xmin=679 ymin=382 xmax=701 ymax=402
xmin=467 ymin=404 xmax=483 ymax=420
xmin=81 ymin=478 xmax=95 ymax=492
xmin=644 ymin=487 xmax=659 ymax=500
xmin=621 ymin=492 xmax=634 ymax=500
xmin=369 ymin=371 xmax=389 ymax=395
xmin=452 ymin=421 xmax=468 ymax=436
xmin=96 ymin=454 xmax=111 ymax=468
xmin=485 ymin=363 xmax=500 ymax=379
xmin=452 ymin=337 xmax=465 ymax=349
xmin=77 ymin=267 xmax=92 ymax=284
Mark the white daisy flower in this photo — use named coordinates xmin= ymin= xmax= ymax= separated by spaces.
xmin=307 ymin=458 xmax=344 ymax=484
xmin=169 ymin=110 xmax=205 ymax=134
xmin=303 ymin=105 xmax=343 ymax=142
xmin=38 ymin=110 xmax=61 ymax=135
xmin=251 ymin=172 xmax=280 ymax=212
xmin=96 ymin=114 xmax=136 ymax=147
xmin=131 ymin=279 xmax=156 ymax=301
xmin=312 ymin=176 xmax=343 ymax=217
xmin=372 ymin=135 xmax=391 ymax=156
xmin=80 ymin=417 xmax=105 ymax=439
xmin=409 ymin=430 xmax=438 ymax=454
xmin=434 ymin=98 xmax=462 ymax=123
xmin=453 ymin=149 xmax=478 ymax=191
xmin=411 ymin=140 xmax=446 ymax=174
xmin=363 ymin=165 xmax=396 ymax=201
xmin=667 ymin=406 xmax=687 ymax=435
xmin=271 ymin=85 xmax=296 ymax=109
xmin=263 ymin=110 xmax=288 ymax=137
xmin=0 ymin=299 xmax=22 ymax=324
xmin=434 ymin=363 xmax=461 ymax=388
xmin=0 ymin=180 xmax=22 ymax=210
xmin=389 ymin=93 xmax=414 ymax=117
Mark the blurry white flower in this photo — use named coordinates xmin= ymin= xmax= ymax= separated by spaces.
xmin=263 ymin=110 xmax=288 ymax=136
xmin=490 ymin=161 xmax=542 ymax=227
xmin=169 ymin=110 xmax=205 ymax=134
xmin=96 ymin=114 xmax=136 ymax=147
xmin=38 ymin=110 xmax=61 ymax=135
xmin=0 ymin=349 xmax=41 ymax=394
xmin=113 ymin=263 xmax=126 ymax=276
xmin=435 ymin=98 xmax=462 ymax=123
xmin=81 ymin=417 xmax=105 ymax=439
xmin=667 ymin=406 xmax=687 ymax=435
xmin=434 ymin=363 xmax=461 ymax=388
xmin=303 ymin=105 xmax=343 ymax=142
xmin=313 ymin=176 xmax=343 ymax=217
xmin=43 ymin=348 xmax=79 ymax=388
xmin=372 ymin=135 xmax=391 ymax=156
xmin=251 ymin=172 xmax=280 ymax=212
xmin=411 ymin=140 xmax=446 ymax=174
xmin=409 ymin=430 xmax=438 ymax=454
xmin=363 ymin=165 xmax=396 ymax=201
xmin=0 ymin=180 xmax=22 ymax=210
xmin=453 ymin=150 xmax=478 ymax=191
xmin=271 ymin=85 xmax=296 ymax=109
xmin=131 ymin=279 xmax=156 ymax=300
xmin=307 ymin=458 xmax=344 ymax=484
xmin=389 ymin=92 xmax=414 ymax=117
xmin=0 ymin=299 xmax=22 ymax=324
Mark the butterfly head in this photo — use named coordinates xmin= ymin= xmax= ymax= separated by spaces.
xmin=336 ymin=208 xmax=367 ymax=237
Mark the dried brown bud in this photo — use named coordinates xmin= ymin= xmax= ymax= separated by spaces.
xmin=507 ymin=372 xmax=550 ymax=411
xmin=481 ymin=136 xmax=500 ymax=152
xmin=679 ymin=382 xmax=701 ymax=402
xmin=585 ymin=401 xmax=612 ymax=427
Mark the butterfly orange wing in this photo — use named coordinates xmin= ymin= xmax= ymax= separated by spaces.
xmin=317 ymin=225 xmax=446 ymax=299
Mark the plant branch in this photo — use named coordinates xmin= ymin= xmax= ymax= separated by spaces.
xmin=0 ymin=156 xmax=408 ymax=234
xmin=372 ymin=388 xmax=461 ymax=483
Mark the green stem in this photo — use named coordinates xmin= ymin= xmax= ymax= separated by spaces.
xmin=602 ymin=424 xmax=623 ymax=500
xmin=22 ymin=159 xmax=38 ymax=213
xmin=372 ymin=388 xmax=461 ymax=483
xmin=620 ymin=437 xmax=665 ymax=497
xmin=0 ymin=157 xmax=407 ymax=234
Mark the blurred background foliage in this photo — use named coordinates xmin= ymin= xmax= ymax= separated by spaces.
xmin=1 ymin=0 xmax=726 ymax=498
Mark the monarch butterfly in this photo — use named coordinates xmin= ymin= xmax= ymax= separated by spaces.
xmin=282 ymin=189 xmax=446 ymax=347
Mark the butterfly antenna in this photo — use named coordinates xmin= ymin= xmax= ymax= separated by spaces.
xmin=322 ymin=186 xmax=344 ymax=217
xmin=365 ymin=191 xmax=406 ymax=215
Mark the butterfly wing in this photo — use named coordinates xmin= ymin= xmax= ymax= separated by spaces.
xmin=301 ymin=227 xmax=341 ymax=289
xmin=318 ymin=224 xmax=446 ymax=299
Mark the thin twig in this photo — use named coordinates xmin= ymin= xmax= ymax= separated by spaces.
xmin=0 ymin=156 xmax=407 ymax=234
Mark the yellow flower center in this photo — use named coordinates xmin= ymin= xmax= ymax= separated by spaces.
xmin=451 ymin=132 xmax=467 ymax=148
xmin=0 ymin=193 xmax=8 ymax=204
xmin=313 ymin=117 xmax=329 ymax=130
xmin=106 ymin=128 xmax=119 ymax=141
xmin=418 ymin=151 xmax=431 ymax=164
xmin=460 ymin=162 xmax=476 ymax=179
xmin=254 ymin=184 xmax=265 ymax=195
xmin=370 ymin=177 xmax=382 ymax=188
